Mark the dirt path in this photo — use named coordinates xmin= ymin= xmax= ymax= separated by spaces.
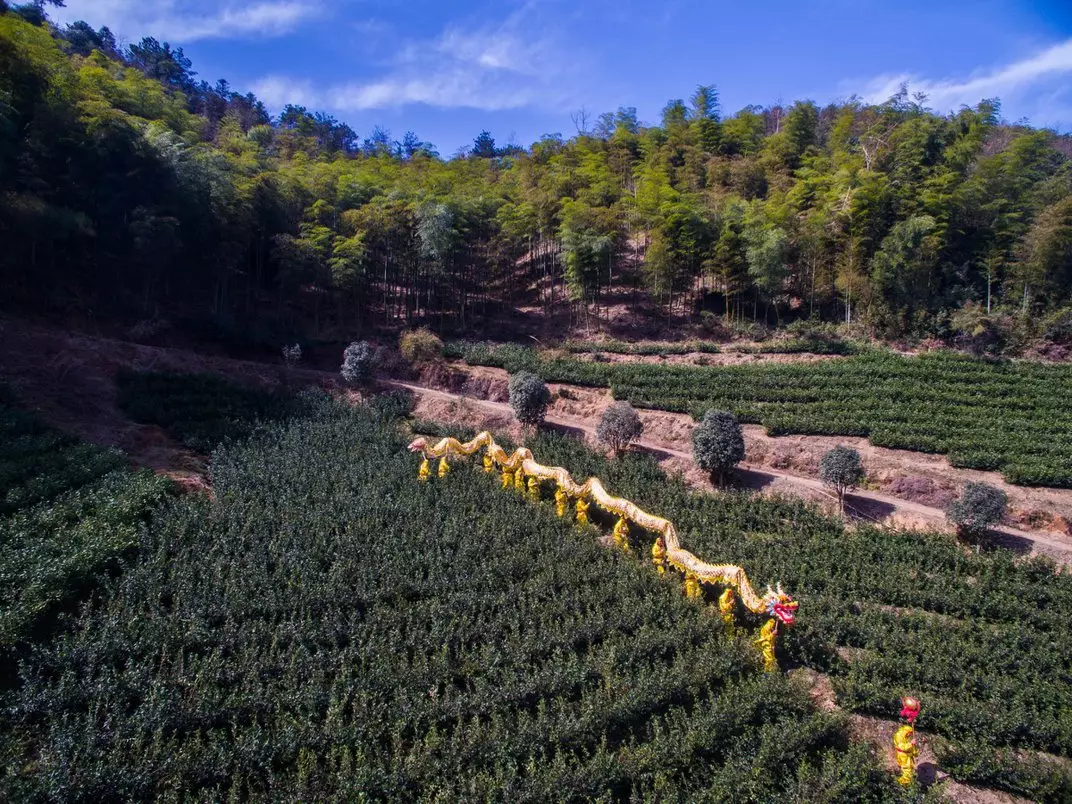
xmin=390 ymin=379 xmax=1072 ymax=564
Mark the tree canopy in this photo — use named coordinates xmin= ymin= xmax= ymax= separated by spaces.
xmin=2 ymin=8 xmax=1071 ymax=346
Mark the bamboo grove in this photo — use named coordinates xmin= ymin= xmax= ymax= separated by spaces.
xmin=2 ymin=8 xmax=1072 ymax=344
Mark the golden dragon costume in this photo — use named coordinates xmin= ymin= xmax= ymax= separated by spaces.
xmin=409 ymin=432 xmax=799 ymax=665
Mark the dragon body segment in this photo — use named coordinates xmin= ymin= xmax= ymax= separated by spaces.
xmin=408 ymin=432 xmax=798 ymax=648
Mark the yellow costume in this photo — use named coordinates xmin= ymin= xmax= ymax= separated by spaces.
xmin=575 ymin=498 xmax=590 ymax=527
xmin=513 ymin=467 xmax=525 ymax=491
xmin=612 ymin=517 xmax=631 ymax=554
xmin=755 ymin=619 xmax=778 ymax=672
xmin=719 ymin=588 xmax=736 ymax=635
xmin=893 ymin=724 xmax=918 ymax=786
xmin=437 ymin=457 xmax=450 ymax=478
xmin=555 ymin=487 xmax=569 ymax=517
xmin=501 ymin=467 xmax=512 ymax=489
xmin=651 ymin=537 xmax=667 ymax=574
xmin=684 ymin=571 xmax=702 ymax=600
xmin=483 ymin=454 xmax=494 ymax=473
xmin=527 ymin=476 xmax=541 ymax=503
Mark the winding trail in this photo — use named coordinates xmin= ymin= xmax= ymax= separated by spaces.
xmin=387 ymin=379 xmax=1072 ymax=563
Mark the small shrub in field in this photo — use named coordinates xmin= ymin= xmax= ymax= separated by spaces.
xmin=819 ymin=445 xmax=865 ymax=513
xmin=692 ymin=410 xmax=744 ymax=485
xmin=946 ymin=482 xmax=1008 ymax=549
xmin=597 ymin=401 xmax=643 ymax=455
xmin=341 ymin=341 xmax=376 ymax=386
xmin=508 ymin=371 xmax=550 ymax=426
xmin=281 ymin=343 xmax=302 ymax=367
xmin=400 ymin=328 xmax=443 ymax=365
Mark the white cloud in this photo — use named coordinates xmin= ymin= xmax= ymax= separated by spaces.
xmin=254 ymin=7 xmax=581 ymax=113
xmin=51 ymin=1 xmax=319 ymax=43
xmin=859 ymin=39 xmax=1072 ymax=115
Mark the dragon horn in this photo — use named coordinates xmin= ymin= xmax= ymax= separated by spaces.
xmin=777 ymin=582 xmax=784 ymax=596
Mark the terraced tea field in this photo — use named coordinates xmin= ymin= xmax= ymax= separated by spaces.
xmin=450 ymin=344 xmax=1072 ymax=488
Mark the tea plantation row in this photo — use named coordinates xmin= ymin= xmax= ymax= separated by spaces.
xmin=449 ymin=343 xmax=1072 ymax=488
xmin=505 ymin=432 xmax=1072 ymax=800
xmin=1 ymin=399 xmax=903 ymax=801
xmin=0 ymin=386 xmax=172 ymax=651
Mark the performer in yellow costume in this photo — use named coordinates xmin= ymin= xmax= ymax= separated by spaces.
xmin=684 ymin=571 xmax=702 ymax=600
xmin=513 ymin=467 xmax=525 ymax=491
xmin=575 ymin=497 xmax=590 ymax=526
xmin=612 ymin=517 xmax=631 ymax=553
xmin=483 ymin=454 xmax=494 ymax=473
xmin=437 ymin=456 xmax=450 ymax=477
xmin=418 ymin=458 xmax=431 ymax=481
xmin=555 ymin=486 xmax=569 ymax=517
xmin=527 ymin=476 xmax=541 ymax=503
xmin=893 ymin=697 xmax=921 ymax=786
xmin=754 ymin=619 xmax=778 ymax=672
xmin=501 ymin=467 xmax=512 ymax=488
xmin=651 ymin=536 xmax=667 ymax=574
xmin=719 ymin=588 xmax=736 ymax=635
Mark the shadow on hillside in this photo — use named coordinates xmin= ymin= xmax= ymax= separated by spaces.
xmin=985 ymin=529 xmax=1035 ymax=556
xmin=544 ymin=421 xmax=588 ymax=441
xmin=845 ymin=494 xmax=897 ymax=523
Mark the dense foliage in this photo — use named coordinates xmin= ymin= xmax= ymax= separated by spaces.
xmin=692 ymin=410 xmax=746 ymax=484
xmin=455 ymin=344 xmax=1072 ymax=487
xmin=0 ymin=385 xmax=172 ymax=651
xmin=945 ymin=482 xmax=1009 ymax=540
xmin=509 ymin=370 xmax=551 ymax=426
xmin=596 ymin=401 xmax=643 ymax=454
xmin=1 ymin=402 xmax=902 ymax=801
xmin=819 ymin=446 xmax=866 ymax=511
xmin=399 ymin=327 xmax=444 ymax=365
xmin=341 ymin=341 xmax=376 ymax=386
xmin=2 ymin=9 xmax=1071 ymax=344
xmin=511 ymin=432 xmax=1072 ymax=800
xmin=116 ymin=370 xmax=316 ymax=451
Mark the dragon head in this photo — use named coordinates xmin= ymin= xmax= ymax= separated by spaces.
xmin=764 ymin=583 xmax=799 ymax=626
xmin=408 ymin=438 xmax=428 ymax=454
xmin=899 ymin=696 xmax=921 ymax=723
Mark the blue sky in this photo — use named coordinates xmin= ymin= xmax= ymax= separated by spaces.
xmin=51 ymin=0 xmax=1072 ymax=154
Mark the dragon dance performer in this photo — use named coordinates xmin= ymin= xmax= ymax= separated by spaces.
xmin=612 ymin=517 xmax=631 ymax=554
xmin=527 ymin=476 xmax=541 ymax=503
xmin=501 ymin=467 xmax=512 ymax=489
xmin=575 ymin=497 xmax=590 ymax=527
xmin=684 ymin=571 xmax=702 ymax=600
xmin=418 ymin=458 xmax=431 ymax=481
xmin=437 ymin=457 xmax=450 ymax=477
xmin=651 ymin=536 xmax=667 ymax=574
xmin=754 ymin=620 xmax=778 ymax=672
xmin=555 ymin=486 xmax=569 ymax=517
xmin=719 ymin=588 xmax=736 ymax=635
xmin=513 ymin=467 xmax=525 ymax=491
xmin=893 ymin=697 xmax=921 ymax=786
xmin=483 ymin=454 xmax=494 ymax=473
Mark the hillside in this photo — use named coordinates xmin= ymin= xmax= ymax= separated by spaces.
xmin=2 ymin=7 xmax=1072 ymax=355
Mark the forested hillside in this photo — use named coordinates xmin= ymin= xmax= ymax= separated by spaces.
xmin=2 ymin=5 xmax=1071 ymax=345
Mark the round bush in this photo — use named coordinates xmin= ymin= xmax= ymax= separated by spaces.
xmin=945 ymin=482 xmax=1008 ymax=538
xmin=596 ymin=401 xmax=643 ymax=455
xmin=819 ymin=445 xmax=865 ymax=512
xmin=692 ymin=410 xmax=744 ymax=484
xmin=508 ymin=371 xmax=550 ymax=426
xmin=399 ymin=327 xmax=444 ymax=365
xmin=341 ymin=341 xmax=376 ymax=386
